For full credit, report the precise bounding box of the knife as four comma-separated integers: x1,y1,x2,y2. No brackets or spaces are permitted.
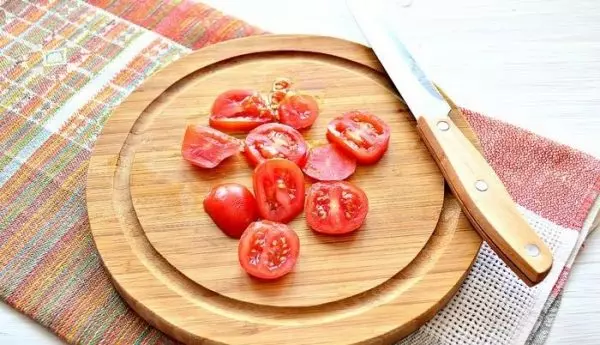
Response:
346,0,553,286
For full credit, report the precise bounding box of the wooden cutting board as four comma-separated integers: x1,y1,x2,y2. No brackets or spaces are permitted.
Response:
86,34,482,345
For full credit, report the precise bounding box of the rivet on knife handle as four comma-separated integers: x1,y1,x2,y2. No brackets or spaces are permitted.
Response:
417,115,553,286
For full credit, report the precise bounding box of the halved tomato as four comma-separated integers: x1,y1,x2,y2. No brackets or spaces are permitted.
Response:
305,181,369,235
209,89,274,132
203,183,259,238
244,123,309,167
238,220,300,280
181,124,242,168
278,94,320,130
326,111,391,164
252,158,305,223
302,144,357,181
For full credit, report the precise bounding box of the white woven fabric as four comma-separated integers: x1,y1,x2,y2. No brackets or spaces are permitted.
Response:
400,205,580,345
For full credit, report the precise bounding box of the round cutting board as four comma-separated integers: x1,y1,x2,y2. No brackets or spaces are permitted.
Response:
86,34,482,345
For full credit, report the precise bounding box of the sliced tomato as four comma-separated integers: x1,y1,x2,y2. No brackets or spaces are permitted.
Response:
302,144,356,181
326,111,391,164
181,124,241,168
305,181,369,235
252,158,305,223
244,123,309,167
238,220,300,280
209,89,274,132
278,94,320,130
203,183,259,238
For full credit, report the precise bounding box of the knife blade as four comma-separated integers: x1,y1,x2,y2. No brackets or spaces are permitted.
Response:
347,0,553,286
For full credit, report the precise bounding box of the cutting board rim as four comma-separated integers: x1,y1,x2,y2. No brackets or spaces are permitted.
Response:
85,33,483,345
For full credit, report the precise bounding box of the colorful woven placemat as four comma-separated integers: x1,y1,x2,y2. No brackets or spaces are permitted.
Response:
1,1,599,344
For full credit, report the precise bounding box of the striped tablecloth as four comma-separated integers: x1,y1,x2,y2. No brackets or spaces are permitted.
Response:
1,1,599,344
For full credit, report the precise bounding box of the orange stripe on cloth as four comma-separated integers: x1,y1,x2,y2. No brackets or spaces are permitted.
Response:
87,0,266,49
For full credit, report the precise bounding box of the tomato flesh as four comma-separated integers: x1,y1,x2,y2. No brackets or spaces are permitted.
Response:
203,183,259,238
181,125,241,168
326,111,391,164
278,94,320,130
302,144,356,181
210,89,274,132
305,181,368,235
269,77,293,112
244,123,309,167
238,220,300,280
253,158,305,223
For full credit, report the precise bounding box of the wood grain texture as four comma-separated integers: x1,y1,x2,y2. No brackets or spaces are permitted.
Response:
86,35,482,344
416,115,553,285
130,51,445,307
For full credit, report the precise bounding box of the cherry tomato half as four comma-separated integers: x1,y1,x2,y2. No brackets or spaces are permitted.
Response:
252,158,305,223
326,111,391,164
305,181,369,235
181,124,242,169
203,183,260,238
209,89,274,132
278,94,320,130
238,220,300,280
302,144,357,181
244,123,309,167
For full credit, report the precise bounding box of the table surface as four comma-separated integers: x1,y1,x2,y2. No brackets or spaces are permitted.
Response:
1,0,599,344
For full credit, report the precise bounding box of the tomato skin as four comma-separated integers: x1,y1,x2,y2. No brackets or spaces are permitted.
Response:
203,183,260,238
302,144,356,182
209,89,274,132
326,111,391,165
238,220,300,280
278,94,320,130
252,158,306,223
305,181,369,235
181,124,242,169
244,123,309,167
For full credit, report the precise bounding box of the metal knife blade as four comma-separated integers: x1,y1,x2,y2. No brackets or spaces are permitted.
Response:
346,0,450,120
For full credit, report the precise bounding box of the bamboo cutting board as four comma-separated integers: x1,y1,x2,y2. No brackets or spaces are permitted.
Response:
86,34,482,345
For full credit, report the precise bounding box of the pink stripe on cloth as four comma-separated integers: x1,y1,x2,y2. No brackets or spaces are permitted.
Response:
463,109,600,229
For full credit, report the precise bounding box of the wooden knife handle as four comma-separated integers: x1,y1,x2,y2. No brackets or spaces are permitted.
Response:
416,115,553,286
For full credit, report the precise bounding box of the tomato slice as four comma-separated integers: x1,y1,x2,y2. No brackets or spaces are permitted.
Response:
209,89,274,132
181,125,242,168
278,94,320,130
305,181,369,235
302,144,356,181
203,183,260,238
252,158,305,223
244,123,309,167
238,220,300,280
326,111,391,164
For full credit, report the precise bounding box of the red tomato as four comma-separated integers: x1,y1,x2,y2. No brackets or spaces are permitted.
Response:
278,94,320,130
238,220,300,280
326,111,391,164
252,158,305,223
244,123,309,167
305,181,369,235
302,144,357,181
209,89,274,132
181,124,242,168
203,183,260,238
